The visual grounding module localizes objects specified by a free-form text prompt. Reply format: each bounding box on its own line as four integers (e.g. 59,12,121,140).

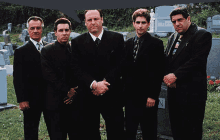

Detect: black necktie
95,38,100,47
133,38,139,62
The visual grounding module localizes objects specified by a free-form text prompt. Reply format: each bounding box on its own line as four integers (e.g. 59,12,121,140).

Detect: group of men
13,7,212,140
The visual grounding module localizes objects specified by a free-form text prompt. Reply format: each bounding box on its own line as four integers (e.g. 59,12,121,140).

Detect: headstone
47,32,57,43
118,32,130,41
149,9,155,33
3,34,11,44
70,32,81,40
0,42,5,50
3,44,14,56
206,15,220,33
0,50,10,65
157,83,173,138
0,53,5,67
22,23,26,30
154,6,177,37
20,29,29,43
207,38,220,79
8,23,12,32
0,67,7,105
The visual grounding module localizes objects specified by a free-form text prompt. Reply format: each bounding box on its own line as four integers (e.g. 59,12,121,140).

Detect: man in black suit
121,9,165,140
13,16,48,140
41,18,79,140
164,8,212,140
70,9,125,140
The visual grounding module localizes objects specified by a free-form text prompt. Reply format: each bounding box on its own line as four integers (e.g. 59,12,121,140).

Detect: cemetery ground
0,33,220,140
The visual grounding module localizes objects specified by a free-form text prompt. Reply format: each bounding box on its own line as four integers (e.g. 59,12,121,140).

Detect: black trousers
125,100,158,140
168,94,206,140
44,104,80,140
23,107,47,140
80,96,125,140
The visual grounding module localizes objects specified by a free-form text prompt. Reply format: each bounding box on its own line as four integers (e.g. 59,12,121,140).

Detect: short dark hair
27,16,44,28
170,7,189,20
54,18,72,31
132,9,151,23
84,9,103,20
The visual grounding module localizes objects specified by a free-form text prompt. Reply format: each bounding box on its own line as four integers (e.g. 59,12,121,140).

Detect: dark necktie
133,38,140,62
95,38,100,47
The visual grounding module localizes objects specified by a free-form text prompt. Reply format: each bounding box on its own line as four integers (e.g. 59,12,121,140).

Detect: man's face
28,20,43,42
133,16,150,38
85,10,103,37
55,23,71,44
171,14,191,34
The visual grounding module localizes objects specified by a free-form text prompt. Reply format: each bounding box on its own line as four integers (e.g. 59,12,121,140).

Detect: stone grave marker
0,42,5,50
70,32,81,40
0,53,5,67
207,38,220,79
47,32,56,43
0,67,7,105
154,6,177,37
8,23,12,32
22,23,26,30
20,29,29,43
207,15,220,33
0,50,10,65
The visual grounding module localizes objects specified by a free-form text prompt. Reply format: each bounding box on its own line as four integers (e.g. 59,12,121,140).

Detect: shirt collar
30,38,43,49
89,28,104,42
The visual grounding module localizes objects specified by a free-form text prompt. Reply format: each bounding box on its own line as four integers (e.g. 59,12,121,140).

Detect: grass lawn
0,33,220,139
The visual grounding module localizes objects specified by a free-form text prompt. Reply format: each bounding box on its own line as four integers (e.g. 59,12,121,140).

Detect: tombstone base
0,103,17,111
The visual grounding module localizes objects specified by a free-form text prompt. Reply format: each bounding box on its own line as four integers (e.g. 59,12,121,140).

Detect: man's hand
146,98,155,108
19,101,30,111
92,80,110,96
64,86,78,104
169,82,176,88
163,73,177,87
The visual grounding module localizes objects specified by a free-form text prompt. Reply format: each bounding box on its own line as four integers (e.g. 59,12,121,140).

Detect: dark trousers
168,94,206,140
80,96,125,140
125,100,158,140
44,104,80,140
23,107,47,140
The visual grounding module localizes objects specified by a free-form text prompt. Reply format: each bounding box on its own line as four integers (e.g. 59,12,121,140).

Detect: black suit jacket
165,23,212,103
13,40,48,108
41,41,76,110
70,30,124,107
122,32,165,107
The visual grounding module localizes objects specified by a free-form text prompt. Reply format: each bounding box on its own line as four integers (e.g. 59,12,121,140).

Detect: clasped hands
92,79,110,96
64,86,78,104
163,73,177,88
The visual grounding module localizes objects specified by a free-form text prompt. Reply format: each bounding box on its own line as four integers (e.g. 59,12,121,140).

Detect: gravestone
0,53,5,67
207,38,220,79
22,23,26,30
149,9,155,33
207,15,220,33
70,32,81,40
154,6,176,37
0,50,10,65
118,32,130,41
157,83,173,138
0,67,7,105
20,29,29,43
8,23,12,32
3,44,14,56
0,42,5,50
47,32,56,43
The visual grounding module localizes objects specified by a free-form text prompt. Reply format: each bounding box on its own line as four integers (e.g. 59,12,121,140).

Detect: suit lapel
166,32,179,56
136,33,151,59
171,24,198,63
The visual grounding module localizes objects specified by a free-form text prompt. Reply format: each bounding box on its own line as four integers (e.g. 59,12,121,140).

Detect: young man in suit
163,8,212,140
13,16,48,140
122,9,165,140
70,9,125,140
41,18,78,140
